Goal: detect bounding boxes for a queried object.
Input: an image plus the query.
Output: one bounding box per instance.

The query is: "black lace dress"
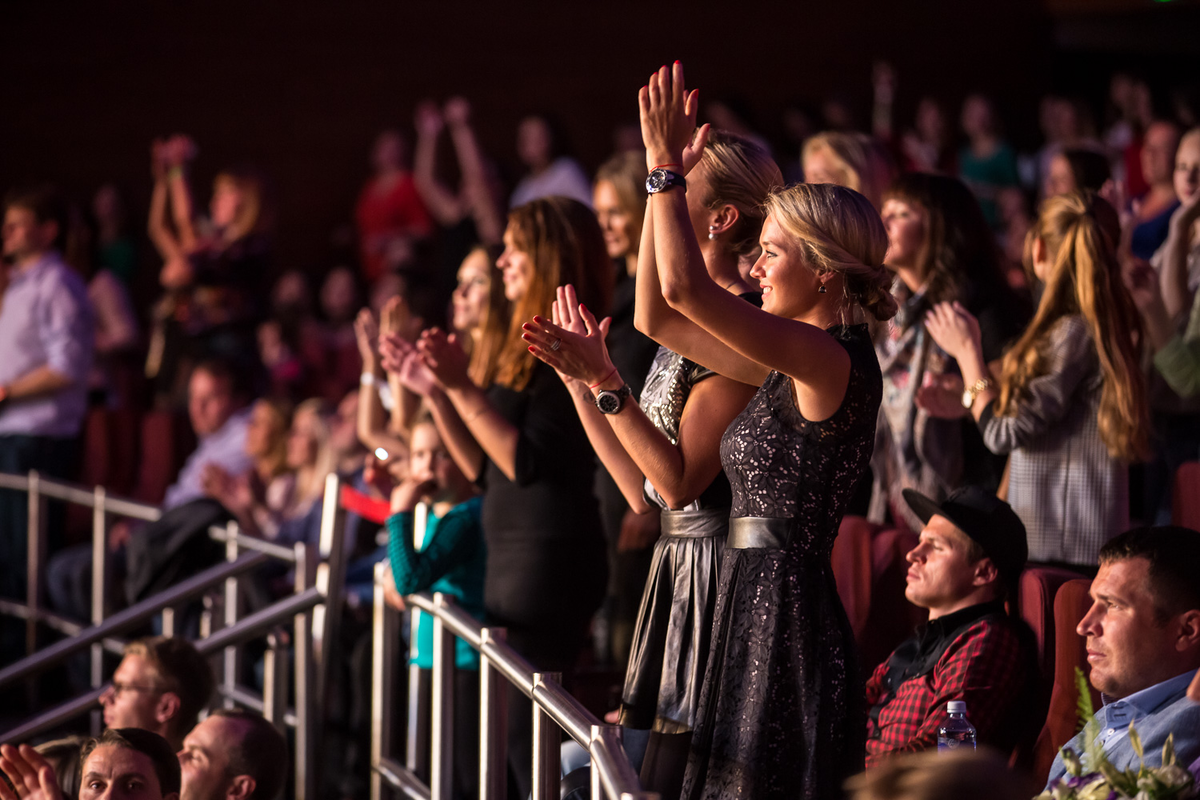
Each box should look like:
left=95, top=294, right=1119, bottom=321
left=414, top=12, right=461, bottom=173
left=681, top=324, right=881, bottom=800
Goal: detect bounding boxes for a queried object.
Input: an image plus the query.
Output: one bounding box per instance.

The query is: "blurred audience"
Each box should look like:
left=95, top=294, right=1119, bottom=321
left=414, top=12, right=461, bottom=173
left=354, top=129, right=433, bottom=283
left=509, top=114, right=592, bottom=208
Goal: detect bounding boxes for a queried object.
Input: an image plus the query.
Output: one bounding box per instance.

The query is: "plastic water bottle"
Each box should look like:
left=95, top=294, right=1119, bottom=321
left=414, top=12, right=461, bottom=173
left=937, top=701, right=977, bottom=752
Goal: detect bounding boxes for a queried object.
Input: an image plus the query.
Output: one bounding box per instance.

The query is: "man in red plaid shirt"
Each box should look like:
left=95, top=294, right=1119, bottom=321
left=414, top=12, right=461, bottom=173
left=865, top=487, right=1038, bottom=767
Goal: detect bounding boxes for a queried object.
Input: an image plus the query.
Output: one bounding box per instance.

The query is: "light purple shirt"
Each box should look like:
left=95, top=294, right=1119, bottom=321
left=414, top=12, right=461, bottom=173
left=509, top=157, right=593, bottom=209
left=162, top=407, right=253, bottom=511
left=0, top=252, right=94, bottom=437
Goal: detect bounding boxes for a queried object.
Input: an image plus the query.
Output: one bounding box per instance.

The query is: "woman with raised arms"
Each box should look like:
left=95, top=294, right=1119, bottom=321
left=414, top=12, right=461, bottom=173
left=632, top=63, right=895, bottom=799
left=522, top=129, right=780, bottom=797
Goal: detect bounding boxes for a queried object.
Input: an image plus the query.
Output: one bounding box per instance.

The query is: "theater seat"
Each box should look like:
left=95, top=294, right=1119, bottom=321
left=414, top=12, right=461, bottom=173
left=132, top=410, right=194, bottom=506
left=859, top=526, right=925, bottom=673
left=833, top=516, right=881, bottom=638
left=1172, top=461, right=1200, bottom=530
left=1017, top=565, right=1085, bottom=690
left=1031, top=578, right=1099, bottom=783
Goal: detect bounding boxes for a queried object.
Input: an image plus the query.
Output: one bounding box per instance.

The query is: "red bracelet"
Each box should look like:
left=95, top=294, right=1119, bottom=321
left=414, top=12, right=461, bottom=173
left=589, top=367, right=619, bottom=389
left=651, top=163, right=682, bottom=171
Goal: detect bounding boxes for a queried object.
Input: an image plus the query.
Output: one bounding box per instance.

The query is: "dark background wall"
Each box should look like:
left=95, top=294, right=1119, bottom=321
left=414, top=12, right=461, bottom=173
left=1, top=0, right=1193, bottom=274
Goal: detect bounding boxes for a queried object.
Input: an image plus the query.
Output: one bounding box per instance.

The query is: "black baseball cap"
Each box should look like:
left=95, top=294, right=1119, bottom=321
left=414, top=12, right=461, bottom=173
left=902, top=486, right=1029, bottom=584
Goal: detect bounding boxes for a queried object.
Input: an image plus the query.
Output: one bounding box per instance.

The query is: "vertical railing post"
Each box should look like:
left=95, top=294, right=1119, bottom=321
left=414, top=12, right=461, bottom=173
left=370, top=561, right=398, bottom=800
left=312, top=472, right=346, bottom=714
left=25, top=470, right=45, bottom=659
left=293, top=543, right=316, bottom=800
left=90, top=484, right=109, bottom=736
left=430, top=593, right=456, bottom=800
left=222, top=521, right=241, bottom=709
left=160, top=607, right=175, bottom=638
left=531, top=672, right=562, bottom=800
left=262, top=627, right=289, bottom=730
left=479, top=627, right=508, bottom=800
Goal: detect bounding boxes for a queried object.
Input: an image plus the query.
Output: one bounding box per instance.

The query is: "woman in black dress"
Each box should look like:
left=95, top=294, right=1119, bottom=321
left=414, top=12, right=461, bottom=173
left=521, top=130, right=781, bottom=798
left=637, top=64, right=896, bottom=799
left=382, top=196, right=611, bottom=799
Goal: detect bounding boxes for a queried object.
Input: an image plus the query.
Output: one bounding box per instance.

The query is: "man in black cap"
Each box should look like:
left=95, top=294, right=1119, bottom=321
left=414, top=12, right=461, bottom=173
left=864, top=486, right=1037, bottom=767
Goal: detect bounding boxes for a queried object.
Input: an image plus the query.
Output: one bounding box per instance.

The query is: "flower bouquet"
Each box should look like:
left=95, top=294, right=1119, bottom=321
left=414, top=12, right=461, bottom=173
left=1037, top=669, right=1196, bottom=800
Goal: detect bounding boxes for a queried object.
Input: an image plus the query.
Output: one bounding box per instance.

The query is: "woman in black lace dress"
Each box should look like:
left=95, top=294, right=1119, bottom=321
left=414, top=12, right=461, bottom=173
left=637, top=64, right=897, bottom=799
left=521, top=131, right=780, bottom=798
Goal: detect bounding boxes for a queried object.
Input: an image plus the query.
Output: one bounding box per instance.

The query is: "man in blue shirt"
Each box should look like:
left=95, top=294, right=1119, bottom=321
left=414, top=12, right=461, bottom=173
left=1045, top=526, right=1200, bottom=787
left=0, top=186, right=93, bottom=608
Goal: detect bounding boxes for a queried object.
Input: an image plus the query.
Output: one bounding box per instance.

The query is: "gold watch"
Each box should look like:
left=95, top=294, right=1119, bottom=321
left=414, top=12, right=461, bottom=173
left=961, top=377, right=994, bottom=409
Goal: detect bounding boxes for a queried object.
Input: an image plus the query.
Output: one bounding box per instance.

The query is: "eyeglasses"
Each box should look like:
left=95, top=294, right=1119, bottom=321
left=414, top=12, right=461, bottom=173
left=106, top=681, right=162, bottom=697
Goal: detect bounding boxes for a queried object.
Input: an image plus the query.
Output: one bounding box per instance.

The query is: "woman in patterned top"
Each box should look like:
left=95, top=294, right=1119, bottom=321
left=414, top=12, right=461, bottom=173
left=522, top=130, right=780, bottom=798
left=635, top=63, right=896, bottom=800
left=925, top=191, right=1149, bottom=568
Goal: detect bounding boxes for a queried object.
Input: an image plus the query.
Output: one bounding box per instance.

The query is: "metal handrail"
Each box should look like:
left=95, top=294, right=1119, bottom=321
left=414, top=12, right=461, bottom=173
left=371, top=565, right=658, bottom=800
left=0, top=587, right=321, bottom=744
left=0, top=552, right=269, bottom=688
left=0, top=472, right=162, bottom=522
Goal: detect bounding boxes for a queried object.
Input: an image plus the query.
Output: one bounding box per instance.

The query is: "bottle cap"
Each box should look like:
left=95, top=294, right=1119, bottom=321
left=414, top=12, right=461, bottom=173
left=946, top=701, right=967, bottom=714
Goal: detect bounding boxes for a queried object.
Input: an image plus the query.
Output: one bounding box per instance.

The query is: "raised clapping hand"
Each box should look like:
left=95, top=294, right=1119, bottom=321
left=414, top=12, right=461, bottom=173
left=378, top=332, right=437, bottom=398
left=416, top=329, right=471, bottom=390
left=521, top=285, right=614, bottom=387
left=354, top=308, right=381, bottom=369
left=639, top=61, right=710, bottom=176
left=924, top=301, right=983, bottom=364
left=414, top=100, right=444, bottom=138
left=0, top=744, right=64, bottom=800
left=1123, top=257, right=1166, bottom=318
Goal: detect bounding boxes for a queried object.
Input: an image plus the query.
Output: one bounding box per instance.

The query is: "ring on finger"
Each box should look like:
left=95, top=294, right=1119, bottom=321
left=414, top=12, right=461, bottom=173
left=550, top=338, right=562, bottom=352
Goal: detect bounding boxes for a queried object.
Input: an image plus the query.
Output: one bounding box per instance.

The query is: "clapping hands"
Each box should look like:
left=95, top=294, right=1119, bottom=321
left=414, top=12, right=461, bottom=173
left=0, top=744, right=63, bottom=800
left=924, top=301, right=983, bottom=363
left=521, top=285, right=614, bottom=387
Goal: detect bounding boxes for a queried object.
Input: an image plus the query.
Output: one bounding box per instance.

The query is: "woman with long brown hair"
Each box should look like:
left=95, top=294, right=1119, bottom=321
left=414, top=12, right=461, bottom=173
left=926, top=191, right=1149, bottom=568
left=873, top=173, right=1029, bottom=529
left=380, top=195, right=611, bottom=799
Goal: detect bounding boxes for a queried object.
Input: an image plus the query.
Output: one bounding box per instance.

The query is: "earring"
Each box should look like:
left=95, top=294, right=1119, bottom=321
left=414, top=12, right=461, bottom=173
left=818, top=284, right=827, bottom=294
left=708, top=226, right=716, bottom=241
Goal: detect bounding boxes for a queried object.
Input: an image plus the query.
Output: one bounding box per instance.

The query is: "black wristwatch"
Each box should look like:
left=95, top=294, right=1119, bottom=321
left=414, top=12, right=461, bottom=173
left=594, top=384, right=632, bottom=415
left=646, top=168, right=686, bottom=195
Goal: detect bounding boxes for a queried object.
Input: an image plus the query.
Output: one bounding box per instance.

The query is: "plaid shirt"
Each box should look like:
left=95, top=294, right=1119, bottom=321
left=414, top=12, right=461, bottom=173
left=865, top=601, right=1032, bottom=767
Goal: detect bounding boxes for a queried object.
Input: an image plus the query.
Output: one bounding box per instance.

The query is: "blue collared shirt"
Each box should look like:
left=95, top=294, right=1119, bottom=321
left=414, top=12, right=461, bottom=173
left=0, top=253, right=94, bottom=437
left=161, top=408, right=253, bottom=511
left=1047, top=669, right=1200, bottom=788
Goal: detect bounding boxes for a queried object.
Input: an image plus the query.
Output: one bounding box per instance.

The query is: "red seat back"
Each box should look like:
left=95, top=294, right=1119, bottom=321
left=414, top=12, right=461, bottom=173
left=1017, top=565, right=1085, bottom=690
left=859, top=526, right=925, bottom=673
left=833, top=516, right=882, bottom=638
left=1032, top=579, right=1100, bottom=783
left=1173, top=461, right=1200, bottom=530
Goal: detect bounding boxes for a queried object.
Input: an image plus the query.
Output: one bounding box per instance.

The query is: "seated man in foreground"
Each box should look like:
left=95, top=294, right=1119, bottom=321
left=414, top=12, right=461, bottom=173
left=865, top=487, right=1037, bottom=766
left=0, top=727, right=181, bottom=800
left=178, top=708, right=288, bottom=800
left=1046, top=526, right=1200, bottom=786
left=100, top=636, right=215, bottom=751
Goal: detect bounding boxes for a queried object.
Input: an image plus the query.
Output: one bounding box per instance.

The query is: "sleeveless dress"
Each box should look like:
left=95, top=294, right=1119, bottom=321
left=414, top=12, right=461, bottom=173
left=681, top=324, right=881, bottom=800
left=619, top=345, right=732, bottom=733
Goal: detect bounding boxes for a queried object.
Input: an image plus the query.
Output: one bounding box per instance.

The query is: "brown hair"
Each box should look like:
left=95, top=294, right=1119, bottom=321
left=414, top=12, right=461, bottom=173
left=494, top=197, right=612, bottom=391
left=996, top=191, right=1148, bottom=462
left=213, top=165, right=273, bottom=243
left=208, top=709, right=289, bottom=800
left=882, top=173, right=1008, bottom=309
left=763, top=183, right=898, bottom=322
left=461, top=244, right=511, bottom=388
left=696, top=130, right=784, bottom=261
left=594, top=151, right=648, bottom=254
left=81, top=728, right=182, bottom=796
left=252, top=398, right=291, bottom=479
left=122, top=636, right=215, bottom=740
left=802, top=131, right=896, bottom=210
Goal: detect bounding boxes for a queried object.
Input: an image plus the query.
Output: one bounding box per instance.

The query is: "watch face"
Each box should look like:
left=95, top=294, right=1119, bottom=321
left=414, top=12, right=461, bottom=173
left=961, top=390, right=974, bottom=409
left=596, top=391, right=622, bottom=414
left=646, top=169, right=668, bottom=193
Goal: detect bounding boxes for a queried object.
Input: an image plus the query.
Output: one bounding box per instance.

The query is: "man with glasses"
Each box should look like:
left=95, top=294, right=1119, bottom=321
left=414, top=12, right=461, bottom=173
left=100, top=637, right=215, bottom=751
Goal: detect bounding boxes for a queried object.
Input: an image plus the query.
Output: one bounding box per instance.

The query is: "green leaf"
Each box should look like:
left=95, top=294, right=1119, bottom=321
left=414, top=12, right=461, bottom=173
left=1162, top=732, right=1177, bottom=767
left=1129, top=722, right=1144, bottom=763
left=1074, top=666, right=1095, bottom=732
